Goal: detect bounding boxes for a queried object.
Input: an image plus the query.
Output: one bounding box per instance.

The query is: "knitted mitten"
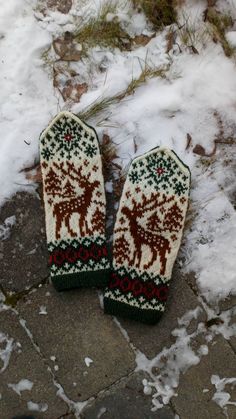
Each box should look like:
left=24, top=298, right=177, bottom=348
left=104, top=147, right=190, bottom=324
left=40, top=111, right=110, bottom=290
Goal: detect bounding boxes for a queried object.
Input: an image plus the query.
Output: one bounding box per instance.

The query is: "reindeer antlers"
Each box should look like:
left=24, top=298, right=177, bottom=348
left=53, top=161, right=87, bottom=183
left=131, top=192, right=174, bottom=214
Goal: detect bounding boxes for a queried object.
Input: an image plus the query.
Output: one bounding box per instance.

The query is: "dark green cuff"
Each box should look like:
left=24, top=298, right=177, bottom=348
left=52, top=269, right=111, bottom=291
left=103, top=297, right=164, bottom=325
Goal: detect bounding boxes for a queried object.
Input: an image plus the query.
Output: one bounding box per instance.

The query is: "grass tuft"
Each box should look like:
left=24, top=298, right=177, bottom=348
left=75, top=2, right=131, bottom=52
left=133, top=0, right=177, bottom=29
left=78, top=63, right=169, bottom=121
left=206, top=9, right=234, bottom=57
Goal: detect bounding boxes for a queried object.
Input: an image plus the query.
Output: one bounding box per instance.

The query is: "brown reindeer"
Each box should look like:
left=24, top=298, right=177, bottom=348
left=50, top=162, right=100, bottom=239
left=117, top=193, right=177, bottom=275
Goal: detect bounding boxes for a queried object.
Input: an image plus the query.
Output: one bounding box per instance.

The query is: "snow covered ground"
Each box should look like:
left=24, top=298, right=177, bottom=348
left=1, top=0, right=236, bottom=415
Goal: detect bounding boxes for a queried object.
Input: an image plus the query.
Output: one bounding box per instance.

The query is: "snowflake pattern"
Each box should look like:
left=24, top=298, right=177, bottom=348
left=128, top=149, right=189, bottom=196
left=41, top=114, right=98, bottom=160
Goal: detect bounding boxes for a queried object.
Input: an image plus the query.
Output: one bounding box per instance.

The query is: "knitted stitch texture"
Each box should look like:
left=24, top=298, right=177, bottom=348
left=40, top=111, right=110, bottom=290
left=104, top=147, right=190, bottom=324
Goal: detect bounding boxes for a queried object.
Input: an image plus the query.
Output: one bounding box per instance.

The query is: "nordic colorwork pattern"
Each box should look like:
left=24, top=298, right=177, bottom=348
left=40, top=111, right=110, bottom=290
left=104, top=147, right=191, bottom=324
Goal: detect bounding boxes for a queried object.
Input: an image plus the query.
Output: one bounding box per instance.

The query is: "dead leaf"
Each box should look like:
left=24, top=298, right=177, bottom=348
left=133, top=34, right=153, bottom=47
left=53, top=35, right=82, bottom=61
left=23, top=164, right=42, bottom=183
left=61, top=80, right=88, bottom=102
left=193, top=142, right=217, bottom=157
left=166, top=29, right=176, bottom=53
left=47, top=0, right=72, bottom=14
left=193, top=144, right=207, bottom=156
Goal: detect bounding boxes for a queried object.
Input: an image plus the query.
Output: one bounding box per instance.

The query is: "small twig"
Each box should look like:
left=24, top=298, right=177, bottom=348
left=186, top=133, right=192, bottom=150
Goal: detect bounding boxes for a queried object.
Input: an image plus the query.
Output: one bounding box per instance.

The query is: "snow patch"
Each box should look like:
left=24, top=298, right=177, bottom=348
left=0, top=332, right=14, bottom=372
left=84, top=357, right=93, bottom=367
left=97, top=406, right=107, bottom=418
left=135, top=308, right=205, bottom=410
left=137, top=303, right=236, bottom=409
left=27, top=400, right=48, bottom=412
left=226, top=31, right=236, bottom=47
left=211, top=375, right=236, bottom=412
left=105, top=181, right=113, bottom=193
left=0, top=216, right=16, bottom=241
left=0, top=0, right=60, bottom=207
left=39, top=305, right=47, bottom=315
left=8, top=379, right=33, bottom=395
left=54, top=379, right=88, bottom=418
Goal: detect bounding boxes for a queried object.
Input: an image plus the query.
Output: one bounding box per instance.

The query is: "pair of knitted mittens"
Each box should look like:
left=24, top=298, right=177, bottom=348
left=40, top=112, right=190, bottom=324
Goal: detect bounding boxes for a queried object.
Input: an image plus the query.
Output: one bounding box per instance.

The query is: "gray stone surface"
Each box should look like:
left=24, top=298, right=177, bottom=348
left=0, top=309, right=68, bottom=418
left=1, top=192, right=236, bottom=419
left=17, top=284, right=136, bottom=401
left=0, top=192, right=49, bottom=294
left=172, top=335, right=236, bottom=419
left=228, top=310, right=236, bottom=354
left=218, top=295, right=236, bottom=312
left=81, top=372, right=175, bottom=419
left=118, top=269, right=206, bottom=358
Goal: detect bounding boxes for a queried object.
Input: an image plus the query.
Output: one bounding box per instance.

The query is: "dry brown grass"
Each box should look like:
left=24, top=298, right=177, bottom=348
left=74, top=2, right=131, bottom=53
left=206, top=8, right=234, bottom=57
left=78, top=63, right=169, bottom=121
left=133, top=0, right=177, bottom=29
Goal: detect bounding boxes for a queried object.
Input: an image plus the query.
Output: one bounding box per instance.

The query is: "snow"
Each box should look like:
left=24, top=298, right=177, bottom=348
left=211, top=375, right=236, bottom=412
left=27, top=400, right=48, bottom=412
left=0, top=332, right=14, bottom=373
left=97, top=407, right=107, bottom=418
left=105, top=181, right=113, bottom=193
left=226, top=31, right=236, bottom=47
left=0, top=0, right=60, bottom=207
left=134, top=307, right=206, bottom=409
left=0, top=216, right=16, bottom=241
left=39, top=305, right=47, bottom=315
left=8, top=379, right=33, bottom=395
left=54, top=379, right=88, bottom=418
left=134, top=304, right=236, bottom=409
left=84, top=357, right=93, bottom=367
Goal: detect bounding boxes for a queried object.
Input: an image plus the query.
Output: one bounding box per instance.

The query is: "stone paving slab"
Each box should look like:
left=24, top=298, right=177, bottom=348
left=0, top=309, right=68, bottom=418
left=0, top=192, right=49, bottom=294
left=219, top=295, right=236, bottom=312
left=81, top=372, right=175, bottom=419
left=172, top=335, right=236, bottom=419
left=228, top=310, right=236, bottom=354
left=117, top=269, right=206, bottom=358
left=17, top=284, right=136, bottom=402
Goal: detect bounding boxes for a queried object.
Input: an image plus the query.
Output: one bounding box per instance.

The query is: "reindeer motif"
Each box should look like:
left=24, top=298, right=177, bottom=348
left=116, top=193, right=183, bottom=275
left=46, top=162, right=100, bottom=240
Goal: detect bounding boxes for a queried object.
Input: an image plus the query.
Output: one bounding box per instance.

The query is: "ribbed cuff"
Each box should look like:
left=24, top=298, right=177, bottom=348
left=52, top=269, right=111, bottom=291
left=103, top=297, right=164, bottom=325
